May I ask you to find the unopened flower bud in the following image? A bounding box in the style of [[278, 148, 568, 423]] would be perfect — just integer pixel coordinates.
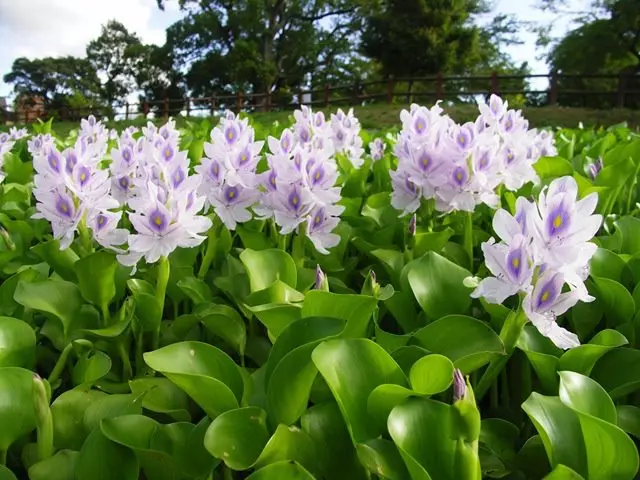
[[463, 276, 480, 289], [362, 269, 380, 297], [408, 214, 417, 237], [314, 265, 329, 291], [453, 369, 466, 402], [0, 227, 15, 251]]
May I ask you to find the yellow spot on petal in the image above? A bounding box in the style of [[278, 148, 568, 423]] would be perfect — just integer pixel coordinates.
[[154, 215, 163, 226], [456, 171, 463, 181], [292, 196, 299, 205], [60, 203, 68, 213], [80, 172, 86, 182], [541, 290, 550, 302], [553, 215, 563, 228], [314, 214, 321, 225], [314, 171, 321, 180], [512, 257, 520, 269], [228, 190, 235, 199]]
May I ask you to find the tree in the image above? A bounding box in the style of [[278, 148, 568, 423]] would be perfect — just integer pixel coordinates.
[[540, 0, 639, 107], [3, 56, 102, 117], [360, 0, 489, 77], [158, 0, 366, 105], [86, 20, 144, 108]]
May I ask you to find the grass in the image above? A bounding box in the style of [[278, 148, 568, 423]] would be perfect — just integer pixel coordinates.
[[5, 103, 640, 138]]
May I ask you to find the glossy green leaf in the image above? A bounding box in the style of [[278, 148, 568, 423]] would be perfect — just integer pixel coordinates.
[[240, 248, 297, 291], [405, 251, 472, 320], [558, 371, 617, 424], [388, 397, 457, 480], [72, 350, 112, 386], [254, 424, 318, 474], [534, 156, 574, 179], [301, 402, 367, 480], [28, 450, 78, 480], [479, 418, 519, 477], [356, 438, 410, 480], [132, 292, 162, 333], [590, 249, 626, 282], [177, 277, 213, 305], [51, 387, 106, 451], [312, 338, 408, 443], [617, 405, 640, 439], [301, 291, 377, 337], [31, 239, 79, 282], [412, 315, 504, 373], [591, 348, 640, 398], [367, 384, 417, 432], [83, 393, 143, 432], [409, 354, 454, 395], [204, 407, 269, 470], [0, 316, 36, 368], [174, 417, 219, 477], [0, 367, 37, 451], [195, 303, 246, 355], [248, 303, 302, 339], [559, 329, 627, 376], [413, 228, 454, 257], [74, 251, 118, 308], [613, 216, 640, 255], [591, 277, 635, 325], [545, 465, 585, 479], [247, 461, 315, 479], [0, 465, 17, 480], [128, 378, 191, 422], [14, 279, 83, 343], [75, 429, 138, 480], [144, 341, 244, 418], [517, 325, 561, 393]]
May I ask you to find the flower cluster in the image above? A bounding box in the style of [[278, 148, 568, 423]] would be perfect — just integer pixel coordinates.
[[0, 127, 29, 183], [194, 111, 263, 230], [257, 117, 344, 254], [471, 176, 602, 349], [369, 138, 386, 161], [390, 95, 556, 215], [31, 116, 125, 250], [117, 119, 211, 266], [292, 105, 364, 169]]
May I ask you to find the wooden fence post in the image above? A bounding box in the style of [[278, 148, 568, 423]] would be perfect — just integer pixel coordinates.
[[386, 75, 395, 105], [143, 100, 150, 117], [236, 91, 243, 112], [298, 89, 304, 108], [406, 79, 414, 104], [210, 94, 216, 116], [435, 72, 444, 102], [324, 83, 330, 107], [490, 71, 499, 95], [163, 95, 169, 119], [352, 80, 360, 105], [617, 73, 627, 109], [186, 97, 191, 117], [125, 103, 129, 121], [266, 91, 272, 112], [549, 72, 558, 106]]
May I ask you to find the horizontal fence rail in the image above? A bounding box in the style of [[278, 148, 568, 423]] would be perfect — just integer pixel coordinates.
[[2, 71, 640, 125]]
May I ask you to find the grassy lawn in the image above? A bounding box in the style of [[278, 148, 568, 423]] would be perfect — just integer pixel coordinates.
[[5, 103, 640, 138]]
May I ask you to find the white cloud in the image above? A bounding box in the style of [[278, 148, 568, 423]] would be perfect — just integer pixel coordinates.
[[0, 0, 182, 96]]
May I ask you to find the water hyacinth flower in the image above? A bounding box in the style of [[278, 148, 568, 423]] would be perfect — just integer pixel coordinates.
[[369, 138, 385, 161], [390, 95, 553, 215], [471, 175, 602, 349], [587, 157, 603, 180], [195, 111, 263, 230], [257, 124, 345, 254]]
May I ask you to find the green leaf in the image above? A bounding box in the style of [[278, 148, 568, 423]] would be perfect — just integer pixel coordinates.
[[412, 315, 504, 373], [75, 429, 138, 480], [408, 354, 454, 395], [31, 239, 79, 282], [590, 249, 626, 282], [558, 371, 617, 424], [534, 156, 575, 179], [174, 417, 219, 477], [253, 424, 318, 475], [240, 249, 297, 291], [14, 279, 83, 343], [28, 450, 78, 480], [204, 407, 269, 470], [367, 384, 417, 432], [617, 405, 640, 439], [545, 465, 585, 479], [405, 251, 472, 320], [82, 297, 134, 339], [132, 292, 162, 333], [517, 326, 561, 393], [413, 228, 454, 257], [591, 348, 640, 398], [144, 341, 244, 418], [301, 402, 368, 480], [177, 277, 213, 305], [388, 397, 457, 480], [247, 461, 315, 479], [0, 367, 37, 451], [522, 394, 587, 475], [83, 394, 143, 433], [312, 338, 408, 443], [355, 438, 410, 480], [247, 303, 303, 339], [72, 350, 112, 386], [195, 303, 247, 356], [51, 387, 106, 451], [129, 378, 191, 422], [479, 418, 519, 477], [74, 251, 118, 308], [301, 291, 377, 337], [0, 316, 36, 368], [590, 277, 635, 325], [0, 466, 16, 480], [559, 329, 628, 376], [613, 216, 640, 255]]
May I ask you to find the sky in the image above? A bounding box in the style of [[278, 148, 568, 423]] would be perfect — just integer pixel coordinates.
[[0, 0, 592, 99]]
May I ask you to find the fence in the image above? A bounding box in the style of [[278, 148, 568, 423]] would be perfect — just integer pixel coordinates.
[[2, 71, 640, 125]]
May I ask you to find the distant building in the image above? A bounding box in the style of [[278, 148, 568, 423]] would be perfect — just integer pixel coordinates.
[[15, 95, 45, 122]]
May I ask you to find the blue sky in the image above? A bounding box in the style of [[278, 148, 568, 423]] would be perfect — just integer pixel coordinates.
[[0, 0, 590, 98]]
